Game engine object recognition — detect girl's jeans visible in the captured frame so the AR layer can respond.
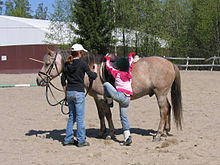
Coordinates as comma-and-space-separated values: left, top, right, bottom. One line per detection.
64, 91, 86, 144
103, 82, 130, 131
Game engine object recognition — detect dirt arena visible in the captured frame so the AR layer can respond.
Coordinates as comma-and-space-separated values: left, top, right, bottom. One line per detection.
0, 71, 220, 165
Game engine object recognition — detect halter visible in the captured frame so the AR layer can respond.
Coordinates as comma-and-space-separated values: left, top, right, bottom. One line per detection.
38, 52, 69, 115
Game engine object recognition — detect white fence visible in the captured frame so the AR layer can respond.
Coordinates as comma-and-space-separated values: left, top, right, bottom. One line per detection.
164, 56, 220, 71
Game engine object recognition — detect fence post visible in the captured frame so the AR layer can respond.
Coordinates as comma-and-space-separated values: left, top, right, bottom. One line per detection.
186, 56, 189, 71
211, 56, 216, 71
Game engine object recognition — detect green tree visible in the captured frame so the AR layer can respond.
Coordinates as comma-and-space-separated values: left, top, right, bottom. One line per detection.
160, 0, 191, 57
34, 3, 48, 20
4, 0, 13, 15
114, 0, 164, 56
0, 0, 3, 15
4, 0, 32, 18
188, 0, 220, 58
138, 0, 164, 56
45, 0, 73, 49
114, 0, 137, 56
72, 0, 115, 54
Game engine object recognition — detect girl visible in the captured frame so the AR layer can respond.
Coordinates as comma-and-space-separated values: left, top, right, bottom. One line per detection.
103, 52, 135, 146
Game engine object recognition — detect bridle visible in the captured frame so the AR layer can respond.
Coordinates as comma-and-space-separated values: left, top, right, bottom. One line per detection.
37, 52, 94, 115
38, 52, 69, 115
38, 52, 60, 84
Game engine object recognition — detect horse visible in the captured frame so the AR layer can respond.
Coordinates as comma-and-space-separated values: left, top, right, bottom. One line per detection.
36, 49, 183, 141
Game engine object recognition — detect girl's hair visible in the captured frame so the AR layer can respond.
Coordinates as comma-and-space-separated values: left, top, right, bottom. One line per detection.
115, 57, 129, 72
71, 51, 78, 57
66, 55, 74, 64
65, 51, 82, 64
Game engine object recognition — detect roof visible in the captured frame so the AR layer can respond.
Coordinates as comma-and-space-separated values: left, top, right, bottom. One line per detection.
0, 15, 51, 46
0, 15, 167, 48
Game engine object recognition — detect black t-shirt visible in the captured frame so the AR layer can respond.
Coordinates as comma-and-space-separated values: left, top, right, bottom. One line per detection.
61, 59, 97, 92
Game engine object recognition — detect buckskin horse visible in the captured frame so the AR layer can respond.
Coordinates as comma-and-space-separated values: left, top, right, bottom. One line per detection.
36, 49, 183, 141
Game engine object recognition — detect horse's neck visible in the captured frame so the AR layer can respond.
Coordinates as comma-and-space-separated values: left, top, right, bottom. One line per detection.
57, 50, 70, 70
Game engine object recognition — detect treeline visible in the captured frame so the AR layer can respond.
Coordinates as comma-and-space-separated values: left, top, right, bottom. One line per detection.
0, 0, 47, 19
0, 0, 220, 58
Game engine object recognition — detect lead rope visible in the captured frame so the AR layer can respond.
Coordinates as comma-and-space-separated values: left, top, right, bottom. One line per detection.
42, 53, 94, 115
45, 83, 69, 115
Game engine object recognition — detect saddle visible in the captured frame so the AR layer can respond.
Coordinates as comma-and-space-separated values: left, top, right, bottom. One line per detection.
106, 53, 119, 62
100, 53, 118, 86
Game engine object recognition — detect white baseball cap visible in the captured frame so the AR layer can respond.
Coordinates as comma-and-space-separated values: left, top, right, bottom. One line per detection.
71, 44, 88, 52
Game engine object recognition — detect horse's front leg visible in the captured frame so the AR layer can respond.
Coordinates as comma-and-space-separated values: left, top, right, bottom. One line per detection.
104, 103, 115, 139
94, 95, 115, 139
94, 96, 107, 137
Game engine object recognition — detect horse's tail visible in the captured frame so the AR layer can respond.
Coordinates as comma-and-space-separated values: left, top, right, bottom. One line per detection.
171, 64, 183, 130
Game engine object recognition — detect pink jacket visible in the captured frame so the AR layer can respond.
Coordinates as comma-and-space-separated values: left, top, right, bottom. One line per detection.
105, 53, 134, 96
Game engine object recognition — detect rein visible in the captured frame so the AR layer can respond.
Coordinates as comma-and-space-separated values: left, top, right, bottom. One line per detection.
38, 52, 69, 115
38, 52, 94, 115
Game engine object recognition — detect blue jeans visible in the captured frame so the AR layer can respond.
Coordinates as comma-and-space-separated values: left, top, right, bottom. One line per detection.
64, 91, 86, 144
103, 82, 130, 131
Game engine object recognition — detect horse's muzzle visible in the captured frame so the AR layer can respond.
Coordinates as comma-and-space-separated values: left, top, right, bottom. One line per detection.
36, 77, 47, 86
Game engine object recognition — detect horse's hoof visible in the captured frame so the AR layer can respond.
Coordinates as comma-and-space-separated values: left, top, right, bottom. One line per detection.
105, 135, 111, 140
161, 133, 167, 137
153, 136, 161, 142
109, 132, 115, 139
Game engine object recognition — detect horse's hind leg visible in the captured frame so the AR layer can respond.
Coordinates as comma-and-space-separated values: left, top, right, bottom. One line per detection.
164, 98, 171, 135
154, 94, 170, 141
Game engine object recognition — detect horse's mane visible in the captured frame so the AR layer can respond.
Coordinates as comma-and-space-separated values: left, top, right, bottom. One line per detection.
82, 52, 104, 65
57, 50, 71, 62
44, 50, 104, 66
43, 50, 70, 65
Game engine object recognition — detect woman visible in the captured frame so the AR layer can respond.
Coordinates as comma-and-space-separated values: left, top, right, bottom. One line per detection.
103, 52, 135, 146
61, 44, 97, 147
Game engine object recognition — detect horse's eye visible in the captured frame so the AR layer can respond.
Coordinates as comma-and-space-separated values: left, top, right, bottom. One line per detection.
45, 62, 50, 66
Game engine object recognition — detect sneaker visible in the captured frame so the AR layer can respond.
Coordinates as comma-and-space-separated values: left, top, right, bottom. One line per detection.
77, 141, 90, 147
120, 136, 132, 146
62, 139, 77, 146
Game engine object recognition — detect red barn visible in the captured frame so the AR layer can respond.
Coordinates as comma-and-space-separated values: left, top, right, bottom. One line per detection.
0, 16, 56, 73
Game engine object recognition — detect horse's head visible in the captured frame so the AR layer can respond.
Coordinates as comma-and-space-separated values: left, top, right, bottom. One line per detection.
36, 49, 64, 86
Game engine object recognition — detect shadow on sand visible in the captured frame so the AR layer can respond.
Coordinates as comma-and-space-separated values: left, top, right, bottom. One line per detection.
25, 127, 158, 144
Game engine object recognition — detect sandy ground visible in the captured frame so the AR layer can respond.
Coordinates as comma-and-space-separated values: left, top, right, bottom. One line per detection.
0, 71, 220, 165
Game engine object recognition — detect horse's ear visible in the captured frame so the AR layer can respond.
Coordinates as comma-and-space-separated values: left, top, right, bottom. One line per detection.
47, 48, 55, 57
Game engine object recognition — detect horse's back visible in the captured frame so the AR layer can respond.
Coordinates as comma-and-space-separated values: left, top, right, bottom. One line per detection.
131, 56, 176, 99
